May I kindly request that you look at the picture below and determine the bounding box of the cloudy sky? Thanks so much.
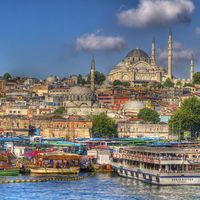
[0,0,200,79]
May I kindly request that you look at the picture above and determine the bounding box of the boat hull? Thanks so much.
[0,169,19,176]
[113,166,200,185]
[30,167,80,175]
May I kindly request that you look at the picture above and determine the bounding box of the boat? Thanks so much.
[30,151,81,175]
[0,152,19,176]
[30,167,79,174]
[111,145,200,185]
[0,169,19,176]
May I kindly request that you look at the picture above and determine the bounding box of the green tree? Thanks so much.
[151,82,163,89]
[170,96,200,138]
[87,71,105,85]
[53,107,65,115]
[193,72,200,84]
[137,108,160,123]
[2,73,12,80]
[113,80,122,86]
[176,80,182,88]
[142,83,148,88]
[113,80,130,87]
[90,113,117,138]
[121,81,130,87]
[77,74,86,85]
[184,82,194,87]
[163,78,174,88]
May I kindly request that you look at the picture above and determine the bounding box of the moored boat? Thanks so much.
[30,151,81,175]
[30,167,79,174]
[0,169,19,176]
[0,152,19,176]
[111,145,200,185]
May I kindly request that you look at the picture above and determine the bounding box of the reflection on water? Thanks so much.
[0,174,200,200]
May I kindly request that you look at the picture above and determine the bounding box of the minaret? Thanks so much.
[168,30,173,79]
[90,55,95,93]
[190,58,194,82]
[151,36,156,66]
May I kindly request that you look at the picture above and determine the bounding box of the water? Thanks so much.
[0,174,200,200]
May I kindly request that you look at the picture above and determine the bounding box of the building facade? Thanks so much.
[0,115,92,139]
[117,119,169,139]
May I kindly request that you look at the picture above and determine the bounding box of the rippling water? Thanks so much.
[0,174,200,200]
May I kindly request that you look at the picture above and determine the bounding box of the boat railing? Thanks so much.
[111,162,200,175]
[113,153,187,162]
[158,169,200,175]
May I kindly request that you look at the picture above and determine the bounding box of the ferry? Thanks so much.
[111,145,200,185]
[30,152,80,175]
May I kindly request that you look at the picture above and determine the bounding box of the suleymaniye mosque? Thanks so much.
[106,31,194,85]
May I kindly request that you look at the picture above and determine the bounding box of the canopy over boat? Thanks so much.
[35,152,81,160]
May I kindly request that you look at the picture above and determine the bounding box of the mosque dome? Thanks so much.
[69,86,92,95]
[126,48,150,63]
[123,100,144,116]
[46,75,56,84]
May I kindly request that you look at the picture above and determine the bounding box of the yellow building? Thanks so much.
[32,84,48,96]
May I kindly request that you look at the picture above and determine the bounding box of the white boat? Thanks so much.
[111,145,200,185]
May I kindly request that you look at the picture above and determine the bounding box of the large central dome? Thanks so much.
[126,48,150,63]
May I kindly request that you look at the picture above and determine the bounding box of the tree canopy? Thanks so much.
[193,72,200,85]
[184,82,194,87]
[113,80,130,87]
[2,73,12,80]
[87,71,105,85]
[163,78,174,88]
[77,74,86,85]
[170,96,200,138]
[137,108,160,123]
[151,82,163,89]
[90,113,117,138]
[176,80,182,87]
[113,80,121,86]
[53,107,65,115]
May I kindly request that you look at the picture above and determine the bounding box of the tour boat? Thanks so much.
[0,152,19,176]
[111,145,200,185]
[30,167,80,174]
[30,151,80,175]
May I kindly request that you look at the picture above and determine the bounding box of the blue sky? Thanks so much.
[0,0,199,79]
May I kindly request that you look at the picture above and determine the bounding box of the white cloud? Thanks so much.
[195,27,200,36]
[76,33,126,51]
[157,41,196,63]
[117,0,195,28]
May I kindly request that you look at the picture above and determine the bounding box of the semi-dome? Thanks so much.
[126,48,150,63]
[69,86,92,95]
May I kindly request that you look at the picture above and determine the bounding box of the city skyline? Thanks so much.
[0,0,199,79]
